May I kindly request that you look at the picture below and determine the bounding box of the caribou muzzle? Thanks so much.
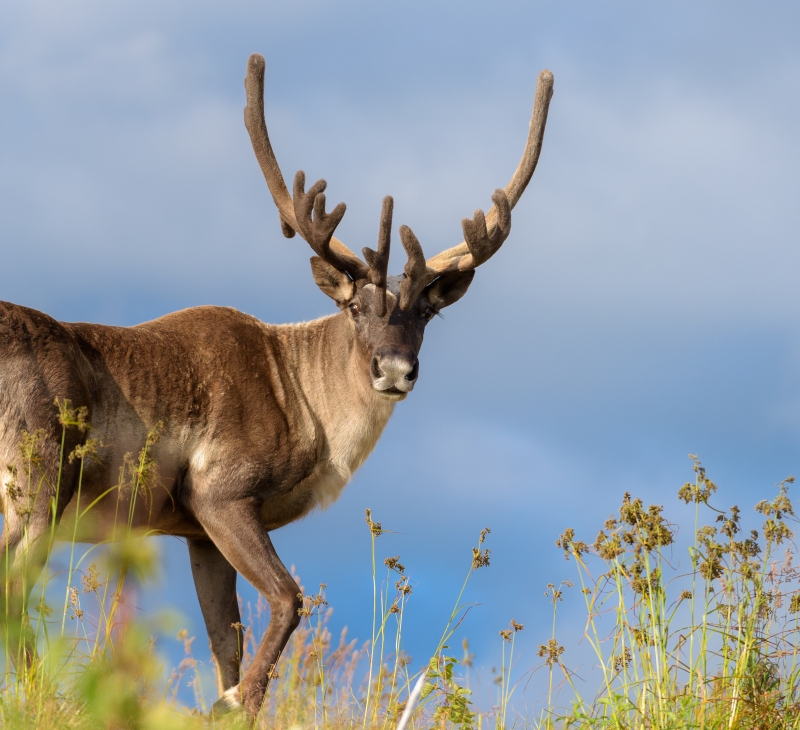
[370,346,419,398]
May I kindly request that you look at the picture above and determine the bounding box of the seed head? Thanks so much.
[81,563,100,594]
[472,547,491,570]
[68,587,84,620]
[556,527,588,561]
[69,437,100,464]
[537,638,564,667]
[56,397,90,433]
[613,647,632,672]
[384,556,405,573]
[395,578,412,596]
[365,508,383,536]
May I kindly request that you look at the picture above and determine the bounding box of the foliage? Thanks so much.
[548,456,800,729]
[3,408,800,728]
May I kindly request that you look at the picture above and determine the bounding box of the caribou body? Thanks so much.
[0,54,553,719]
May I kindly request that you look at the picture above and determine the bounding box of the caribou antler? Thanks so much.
[397,69,554,309]
[244,53,369,282]
[245,53,554,311]
[398,225,430,311]
[362,197,393,316]
[291,171,372,280]
[399,189,512,309]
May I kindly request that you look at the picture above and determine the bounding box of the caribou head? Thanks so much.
[243,54,553,401]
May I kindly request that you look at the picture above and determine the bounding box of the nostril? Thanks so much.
[406,359,419,382]
[371,356,383,380]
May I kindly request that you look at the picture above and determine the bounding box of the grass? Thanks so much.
[549,457,800,729]
[2,406,800,728]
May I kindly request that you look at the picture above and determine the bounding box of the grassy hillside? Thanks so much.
[2,405,800,728]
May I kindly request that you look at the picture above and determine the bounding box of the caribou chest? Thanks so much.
[259,391,394,531]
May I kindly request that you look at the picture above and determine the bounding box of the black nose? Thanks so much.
[371,355,383,380]
[372,347,419,385]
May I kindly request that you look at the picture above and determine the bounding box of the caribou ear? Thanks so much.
[425,269,476,310]
[310,256,355,306]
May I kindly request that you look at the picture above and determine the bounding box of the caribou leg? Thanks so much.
[188,538,243,694]
[189,498,301,719]
[1,513,56,667]
[1,437,81,667]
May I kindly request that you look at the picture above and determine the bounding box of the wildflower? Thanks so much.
[69,437,100,464]
[613,647,632,672]
[763,518,793,546]
[384,556,405,573]
[595,530,624,560]
[472,547,490,569]
[56,397,90,432]
[395,578,412,596]
[556,527,588,560]
[82,563,100,593]
[537,638,564,667]
[69,587,84,620]
[365,508,383,536]
[297,586,328,617]
[678,456,718,504]
[20,428,47,464]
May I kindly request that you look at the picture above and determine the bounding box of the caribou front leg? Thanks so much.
[1,442,81,668]
[188,538,243,695]
[189,498,301,720]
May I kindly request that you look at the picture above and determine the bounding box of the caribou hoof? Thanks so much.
[210,686,245,720]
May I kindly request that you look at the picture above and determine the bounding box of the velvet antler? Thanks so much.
[244,53,369,282]
[396,68,554,309]
[362,197,393,316]
[244,53,554,311]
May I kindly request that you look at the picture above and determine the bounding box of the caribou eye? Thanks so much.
[422,307,435,321]
[349,303,360,317]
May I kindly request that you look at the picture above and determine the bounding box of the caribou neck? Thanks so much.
[277,312,396,477]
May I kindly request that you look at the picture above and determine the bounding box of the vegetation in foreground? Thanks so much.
[2,404,800,728]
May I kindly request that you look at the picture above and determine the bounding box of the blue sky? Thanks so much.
[2,0,800,713]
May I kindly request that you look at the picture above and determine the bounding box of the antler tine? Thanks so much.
[397,189,510,309]
[243,53,369,280]
[244,54,297,238]
[460,189,512,268]
[362,196,393,317]
[425,68,554,273]
[292,172,369,281]
[398,226,439,311]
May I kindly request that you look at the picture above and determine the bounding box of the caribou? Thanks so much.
[0,54,553,719]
